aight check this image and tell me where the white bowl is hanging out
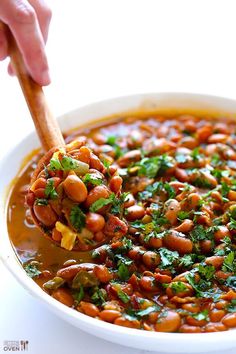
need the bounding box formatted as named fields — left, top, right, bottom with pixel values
left=1, top=93, right=236, bottom=353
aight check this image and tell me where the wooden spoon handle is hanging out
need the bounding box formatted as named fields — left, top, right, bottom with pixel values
left=6, top=26, right=65, bottom=151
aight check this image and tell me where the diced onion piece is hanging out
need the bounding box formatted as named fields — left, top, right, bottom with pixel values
left=56, top=221, right=77, bottom=251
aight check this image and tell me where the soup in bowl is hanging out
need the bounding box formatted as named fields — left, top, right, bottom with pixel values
left=1, top=93, right=236, bottom=353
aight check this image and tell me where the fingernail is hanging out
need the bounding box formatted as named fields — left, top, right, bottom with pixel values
left=41, top=69, right=51, bottom=86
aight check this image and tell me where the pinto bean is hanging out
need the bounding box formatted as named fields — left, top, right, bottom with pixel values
left=90, top=152, right=105, bottom=171
left=179, top=325, right=202, bottom=333
left=166, top=282, right=193, bottom=298
left=204, top=322, right=227, bottom=332
left=164, top=199, right=181, bottom=225
left=174, top=219, right=194, bottom=233
left=52, top=288, right=74, bottom=307
left=30, top=177, right=47, bottom=192
left=196, top=125, right=213, bottom=142
left=214, top=226, right=231, bottom=243
left=182, top=303, right=200, bottom=313
left=163, top=230, right=193, bottom=254
left=103, top=214, right=128, bottom=237
left=86, top=212, right=105, bottom=232
left=208, top=134, right=228, bottom=143
left=117, top=150, right=141, bottom=167
left=57, top=263, right=95, bottom=280
left=33, top=203, right=57, bottom=227
left=155, top=311, right=181, bottom=332
left=205, top=256, right=224, bottom=269
left=186, top=316, right=207, bottom=327
left=186, top=193, right=201, bottom=209
left=79, top=301, right=99, bottom=317
left=85, top=185, right=110, bottom=209
left=140, top=276, right=158, bottom=292
left=126, top=205, right=145, bottom=221
left=114, top=316, right=140, bottom=328
left=228, top=190, right=236, bottom=201
left=174, top=168, right=190, bottom=182
left=63, top=175, right=88, bottom=203
left=209, top=309, right=226, bottom=322
left=76, top=146, right=91, bottom=164
left=200, top=240, right=213, bottom=254
left=222, top=313, right=236, bottom=328
left=142, top=251, right=161, bottom=269
left=99, top=310, right=121, bottom=323
left=94, top=265, right=113, bottom=283
left=109, top=175, right=123, bottom=194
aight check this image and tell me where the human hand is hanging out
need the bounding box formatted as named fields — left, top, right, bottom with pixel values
left=0, top=0, right=52, bottom=86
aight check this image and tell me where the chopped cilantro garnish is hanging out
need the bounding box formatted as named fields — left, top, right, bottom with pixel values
left=136, top=155, right=174, bottom=178
left=192, top=309, right=209, bottom=321
left=91, top=288, right=107, bottom=306
left=45, top=178, right=58, bottom=199
left=117, top=262, right=130, bottom=281
left=73, top=286, right=84, bottom=305
left=179, top=254, right=196, bottom=268
left=227, top=299, right=236, bottom=313
left=127, top=305, right=161, bottom=319
left=222, top=251, right=236, bottom=273
left=24, top=262, right=41, bottom=278
left=49, top=155, right=89, bottom=174
left=35, top=198, right=48, bottom=206
left=226, top=276, right=236, bottom=290
left=198, top=264, right=215, bottom=281
left=90, top=193, right=115, bottom=212
left=177, top=211, right=190, bottom=220
left=159, top=248, right=179, bottom=269
left=83, top=173, right=103, bottom=186
left=117, top=289, right=130, bottom=303
left=69, top=205, right=86, bottom=232
left=175, top=153, right=188, bottom=164
left=191, top=148, right=203, bottom=162
left=110, top=192, right=130, bottom=214
left=170, top=281, right=188, bottom=294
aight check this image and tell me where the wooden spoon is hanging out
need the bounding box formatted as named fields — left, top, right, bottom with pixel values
left=6, top=26, right=118, bottom=252
left=6, top=25, right=65, bottom=151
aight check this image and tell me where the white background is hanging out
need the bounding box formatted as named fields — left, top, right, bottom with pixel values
left=1, top=1, right=236, bottom=353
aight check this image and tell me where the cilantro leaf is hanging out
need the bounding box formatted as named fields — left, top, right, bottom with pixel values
left=70, top=205, right=86, bottom=232
left=178, top=211, right=190, bottom=220
left=159, top=248, right=179, bottom=269
left=170, top=281, right=188, bottom=294
left=83, top=173, right=103, bottom=186
left=49, top=155, right=89, bottom=174
left=137, top=155, right=174, bottom=178
left=179, top=254, right=196, bottom=268
left=222, top=251, right=236, bottom=273
left=117, top=289, right=130, bottom=303
left=226, top=276, right=236, bottom=290
left=45, top=178, right=58, bottom=199
left=73, top=286, right=84, bottom=305
left=91, top=288, right=107, bottom=306
left=24, top=262, right=41, bottom=278
left=198, top=264, right=215, bottom=281
left=227, top=299, right=236, bottom=313
left=35, top=198, right=48, bottom=206
left=90, top=193, right=116, bottom=212
left=117, top=262, right=130, bottom=281
left=192, top=309, right=209, bottom=321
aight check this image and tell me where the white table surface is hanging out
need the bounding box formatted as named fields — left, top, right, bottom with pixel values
left=1, top=1, right=236, bottom=353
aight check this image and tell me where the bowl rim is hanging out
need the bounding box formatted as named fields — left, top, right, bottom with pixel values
left=1, top=92, right=236, bottom=350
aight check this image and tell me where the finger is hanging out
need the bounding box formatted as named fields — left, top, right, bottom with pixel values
left=0, top=0, right=50, bottom=86
left=0, top=23, right=8, bottom=60
left=28, top=0, right=52, bottom=43
left=8, top=61, right=14, bottom=76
